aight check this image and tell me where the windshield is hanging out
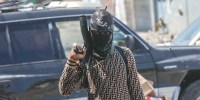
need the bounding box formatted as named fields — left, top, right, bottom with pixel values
left=172, top=18, right=200, bottom=46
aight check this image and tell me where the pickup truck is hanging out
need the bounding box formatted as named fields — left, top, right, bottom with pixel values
left=0, top=1, right=199, bottom=100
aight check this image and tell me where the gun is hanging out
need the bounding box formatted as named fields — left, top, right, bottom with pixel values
left=79, top=15, right=92, bottom=63
left=76, top=15, right=92, bottom=89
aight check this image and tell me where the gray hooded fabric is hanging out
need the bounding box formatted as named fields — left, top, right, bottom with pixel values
left=90, top=9, right=114, bottom=60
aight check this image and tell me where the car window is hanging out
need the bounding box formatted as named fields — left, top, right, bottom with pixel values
left=113, top=26, right=126, bottom=47
left=9, top=21, right=55, bottom=63
left=55, top=20, right=84, bottom=56
left=0, top=25, right=10, bottom=65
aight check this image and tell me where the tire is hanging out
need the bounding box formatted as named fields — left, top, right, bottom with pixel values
left=179, top=80, right=200, bottom=100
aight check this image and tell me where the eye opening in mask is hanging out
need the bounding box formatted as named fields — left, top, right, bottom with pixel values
left=90, top=30, right=112, bottom=35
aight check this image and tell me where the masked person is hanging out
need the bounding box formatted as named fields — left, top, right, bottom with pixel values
left=59, top=9, right=145, bottom=100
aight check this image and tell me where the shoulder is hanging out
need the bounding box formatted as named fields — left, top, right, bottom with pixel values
left=117, top=46, right=133, bottom=55
left=116, top=46, right=135, bottom=62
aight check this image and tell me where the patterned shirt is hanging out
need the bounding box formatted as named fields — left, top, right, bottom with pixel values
left=59, top=47, right=145, bottom=100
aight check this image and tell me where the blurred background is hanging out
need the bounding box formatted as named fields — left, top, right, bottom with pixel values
left=1, top=0, right=200, bottom=45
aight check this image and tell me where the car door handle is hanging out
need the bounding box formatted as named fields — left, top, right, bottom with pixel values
left=0, top=80, right=11, bottom=88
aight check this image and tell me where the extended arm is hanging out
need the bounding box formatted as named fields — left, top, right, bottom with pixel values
left=59, top=43, right=86, bottom=96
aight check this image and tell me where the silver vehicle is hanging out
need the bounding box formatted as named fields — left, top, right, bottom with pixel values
left=159, top=17, right=200, bottom=46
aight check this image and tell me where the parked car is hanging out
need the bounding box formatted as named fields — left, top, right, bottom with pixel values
left=158, top=16, right=200, bottom=46
left=0, top=1, right=200, bottom=100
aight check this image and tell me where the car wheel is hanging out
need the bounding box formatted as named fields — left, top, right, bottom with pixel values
left=180, top=80, right=200, bottom=100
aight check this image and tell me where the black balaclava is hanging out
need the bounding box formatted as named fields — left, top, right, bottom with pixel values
left=89, top=9, right=114, bottom=60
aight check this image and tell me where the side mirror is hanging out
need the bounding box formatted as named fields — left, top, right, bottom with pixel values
left=125, top=34, right=135, bottom=51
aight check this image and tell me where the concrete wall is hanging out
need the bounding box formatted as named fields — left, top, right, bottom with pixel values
left=133, top=0, right=155, bottom=32
left=124, top=0, right=135, bottom=30
left=124, top=0, right=156, bottom=32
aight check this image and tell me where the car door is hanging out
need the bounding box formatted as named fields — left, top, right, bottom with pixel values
left=0, top=24, right=12, bottom=98
left=0, top=20, right=64, bottom=100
